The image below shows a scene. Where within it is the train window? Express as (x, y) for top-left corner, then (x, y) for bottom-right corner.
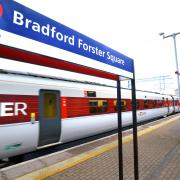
(144, 100), (149, 109)
(171, 100), (173, 106)
(121, 100), (127, 111)
(114, 99), (127, 111)
(44, 93), (57, 119)
(89, 100), (108, 113)
(158, 100), (163, 107)
(89, 100), (98, 113)
(114, 100), (117, 111)
(86, 91), (96, 97)
(136, 100), (140, 109)
(166, 98), (169, 107)
(98, 100), (108, 112)
(152, 100), (156, 108)
(175, 100), (179, 106)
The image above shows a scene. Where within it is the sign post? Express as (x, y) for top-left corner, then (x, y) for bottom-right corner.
(117, 78), (123, 179)
(0, 1), (139, 179)
(131, 72), (139, 180)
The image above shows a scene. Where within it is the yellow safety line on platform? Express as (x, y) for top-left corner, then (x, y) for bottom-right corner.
(15, 115), (179, 180)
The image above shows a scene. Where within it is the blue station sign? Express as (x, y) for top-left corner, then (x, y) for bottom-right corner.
(0, 0), (134, 74)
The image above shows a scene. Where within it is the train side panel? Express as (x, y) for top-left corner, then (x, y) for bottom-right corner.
(0, 123), (38, 159)
(61, 107), (169, 142)
(0, 73), (179, 159)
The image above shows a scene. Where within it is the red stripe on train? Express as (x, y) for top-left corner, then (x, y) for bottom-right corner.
(0, 95), (81, 125)
(0, 94), (176, 125)
(0, 95), (39, 125)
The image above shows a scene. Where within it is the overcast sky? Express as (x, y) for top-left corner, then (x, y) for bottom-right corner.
(1, 0), (180, 94)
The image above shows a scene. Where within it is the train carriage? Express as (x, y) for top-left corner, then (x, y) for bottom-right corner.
(0, 70), (179, 159)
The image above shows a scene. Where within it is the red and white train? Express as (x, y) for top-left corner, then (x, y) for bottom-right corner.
(0, 70), (179, 160)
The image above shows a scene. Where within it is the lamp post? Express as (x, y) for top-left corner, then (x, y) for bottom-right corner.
(159, 32), (180, 101)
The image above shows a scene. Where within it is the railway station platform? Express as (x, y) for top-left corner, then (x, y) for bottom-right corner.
(1, 114), (180, 180)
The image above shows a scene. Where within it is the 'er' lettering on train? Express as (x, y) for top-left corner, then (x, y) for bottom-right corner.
(0, 102), (27, 117)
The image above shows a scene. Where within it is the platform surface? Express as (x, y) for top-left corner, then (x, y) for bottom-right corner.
(1, 114), (180, 180)
(46, 115), (180, 180)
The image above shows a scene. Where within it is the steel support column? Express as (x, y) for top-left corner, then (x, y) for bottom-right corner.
(117, 78), (123, 180)
(131, 73), (139, 180)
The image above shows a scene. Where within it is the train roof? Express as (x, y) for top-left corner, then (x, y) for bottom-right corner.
(0, 69), (176, 98)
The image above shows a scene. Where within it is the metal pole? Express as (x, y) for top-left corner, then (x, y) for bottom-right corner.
(160, 32), (180, 101)
(117, 78), (123, 180)
(131, 72), (139, 180)
(172, 35), (180, 101)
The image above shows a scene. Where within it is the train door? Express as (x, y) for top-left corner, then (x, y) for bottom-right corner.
(166, 98), (170, 114)
(38, 90), (61, 146)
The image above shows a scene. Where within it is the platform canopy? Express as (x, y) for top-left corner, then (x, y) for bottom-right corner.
(0, 0), (134, 80)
